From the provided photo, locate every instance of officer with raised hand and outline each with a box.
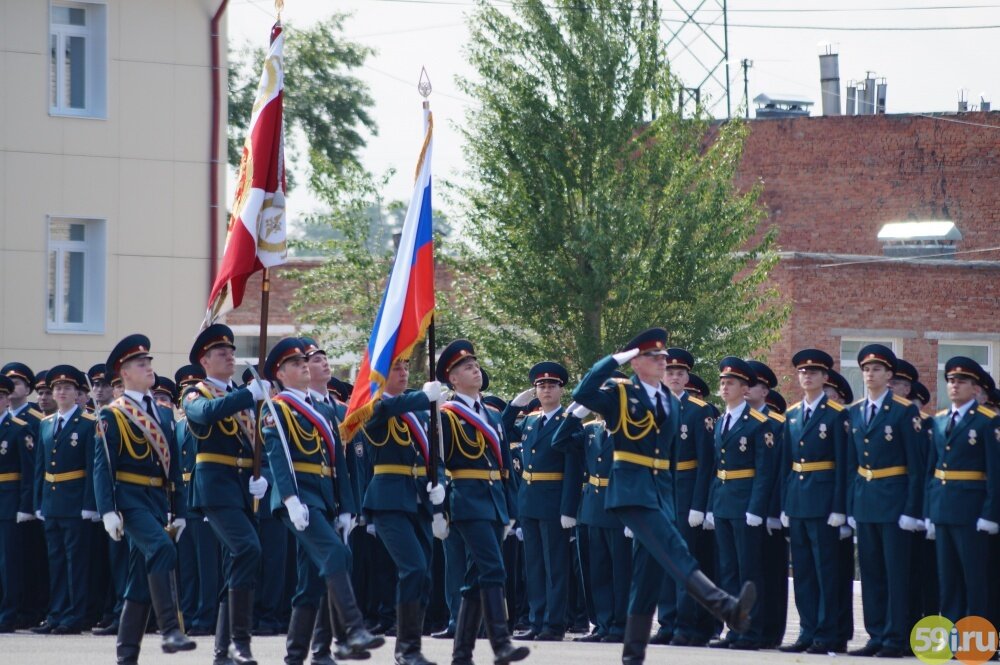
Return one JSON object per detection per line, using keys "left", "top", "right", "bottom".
{"left": 92, "top": 334, "right": 194, "bottom": 662}
{"left": 503, "top": 361, "right": 580, "bottom": 642}
{"left": 573, "top": 330, "right": 755, "bottom": 664}
{"left": 0, "top": 375, "right": 35, "bottom": 632}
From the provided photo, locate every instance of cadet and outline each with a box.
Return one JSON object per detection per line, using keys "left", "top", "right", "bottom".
{"left": 34, "top": 371, "right": 57, "bottom": 416}
{"left": 573, "top": 330, "right": 754, "bottom": 664}
{"left": 925, "top": 358, "right": 1000, "bottom": 623}
{"left": 183, "top": 324, "right": 269, "bottom": 665}
{"left": 32, "top": 366, "right": 97, "bottom": 634}
{"left": 356, "top": 354, "right": 447, "bottom": 665}
{"left": 92, "top": 334, "right": 194, "bottom": 662}
{"left": 776, "top": 350, "right": 848, "bottom": 654}
{"left": 0, "top": 375, "right": 35, "bottom": 632}
{"left": 504, "top": 361, "right": 581, "bottom": 641}
{"left": 258, "top": 337, "right": 382, "bottom": 663}
{"left": 434, "top": 339, "right": 528, "bottom": 665}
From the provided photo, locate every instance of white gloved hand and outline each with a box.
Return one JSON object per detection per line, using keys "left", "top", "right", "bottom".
{"left": 248, "top": 475, "right": 268, "bottom": 499}
{"left": 688, "top": 510, "right": 705, "bottom": 528}
{"left": 432, "top": 513, "right": 449, "bottom": 540}
{"left": 171, "top": 518, "right": 186, "bottom": 542}
{"left": 780, "top": 511, "right": 790, "bottom": 528}
{"left": 898, "top": 515, "right": 921, "bottom": 532}
{"left": 426, "top": 482, "right": 445, "bottom": 506}
{"left": 925, "top": 519, "right": 936, "bottom": 540}
{"left": 847, "top": 516, "right": 857, "bottom": 530}
{"left": 503, "top": 521, "right": 513, "bottom": 540}
{"left": 560, "top": 515, "right": 577, "bottom": 529}
{"left": 422, "top": 381, "right": 443, "bottom": 403}
{"left": 247, "top": 379, "right": 272, "bottom": 402}
{"left": 623, "top": 527, "right": 634, "bottom": 539}
{"left": 35, "top": 510, "right": 45, "bottom": 521}
{"left": 766, "top": 517, "right": 782, "bottom": 535}
{"left": 976, "top": 518, "right": 1000, "bottom": 535}
{"left": 366, "top": 523, "right": 376, "bottom": 537}
{"left": 15, "top": 511, "right": 34, "bottom": 523}
{"left": 337, "top": 512, "right": 354, "bottom": 537}
{"left": 914, "top": 518, "right": 926, "bottom": 531}
{"left": 510, "top": 389, "right": 535, "bottom": 408}
{"left": 746, "top": 513, "right": 763, "bottom": 527}
{"left": 571, "top": 403, "right": 592, "bottom": 419}
{"left": 102, "top": 512, "right": 123, "bottom": 541}
{"left": 514, "top": 527, "right": 523, "bottom": 541}
{"left": 81, "top": 510, "right": 99, "bottom": 521}
{"left": 612, "top": 348, "right": 641, "bottom": 365}
{"left": 704, "top": 512, "right": 715, "bottom": 530}
{"left": 839, "top": 525, "right": 853, "bottom": 540}
{"left": 827, "top": 512, "right": 846, "bottom": 528}
{"left": 283, "top": 496, "right": 310, "bottom": 531}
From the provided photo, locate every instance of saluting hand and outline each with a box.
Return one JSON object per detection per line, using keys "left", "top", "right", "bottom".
{"left": 612, "top": 348, "right": 641, "bottom": 365}
{"left": 510, "top": 389, "right": 535, "bottom": 408}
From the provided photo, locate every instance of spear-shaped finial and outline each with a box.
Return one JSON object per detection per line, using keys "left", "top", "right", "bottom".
{"left": 418, "top": 67, "right": 432, "bottom": 99}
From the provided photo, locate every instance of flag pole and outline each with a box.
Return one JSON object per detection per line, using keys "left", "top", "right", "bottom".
{"left": 252, "top": 268, "right": 270, "bottom": 486}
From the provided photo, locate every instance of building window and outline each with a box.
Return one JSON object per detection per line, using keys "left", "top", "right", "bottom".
{"left": 840, "top": 338, "right": 900, "bottom": 401}
{"left": 49, "top": 2, "right": 107, "bottom": 118}
{"left": 47, "top": 217, "right": 105, "bottom": 333}
{"left": 936, "top": 341, "right": 994, "bottom": 407}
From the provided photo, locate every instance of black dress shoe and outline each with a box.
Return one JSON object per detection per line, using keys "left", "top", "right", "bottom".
{"left": 92, "top": 622, "right": 119, "bottom": 636}
{"left": 848, "top": 642, "right": 882, "bottom": 657}
{"left": 778, "top": 640, "right": 811, "bottom": 653}
{"left": 601, "top": 633, "right": 624, "bottom": 643}
{"left": 513, "top": 629, "right": 538, "bottom": 641}
{"left": 649, "top": 628, "right": 673, "bottom": 645}
{"left": 569, "top": 622, "right": 591, "bottom": 634}
{"left": 535, "top": 631, "right": 564, "bottom": 642}
{"left": 708, "top": 638, "right": 732, "bottom": 649}
{"left": 52, "top": 625, "right": 81, "bottom": 635}
{"left": 806, "top": 642, "right": 835, "bottom": 654}
{"left": 832, "top": 641, "right": 848, "bottom": 654}
{"left": 669, "top": 634, "right": 692, "bottom": 646}
{"left": 875, "top": 648, "right": 904, "bottom": 658}
{"left": 431, "top": 625, "right": 455, "bottom": 639}
{"left": 730, "top": 641, "right": 760, "bottom": 650}
{"left": 573, "top": 631, "right": 605, "bottom": 642}
{"left": 30, "top": 622, "right": 55, "bottom": 634}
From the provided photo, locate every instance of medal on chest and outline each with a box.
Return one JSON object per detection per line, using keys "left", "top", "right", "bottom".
{"left": 884, "top": 425, "right": 893, "bottom": 442}
{"left": 680, "top": 424, "right": 688, "bottom": 440}
{"left": 969, "top": 429, "right": 977, "bottom": 446}
{"left": 818, "top": 423, "right": 827, "bottom": 440}
{"left": 0, "top": 440, "right": 7, "bottom": 455}
{"left": 70, "top": 432, "right": 79, "bottom": 447}
{"left": 739, "top": 436, "right": 748, "bottom": 453}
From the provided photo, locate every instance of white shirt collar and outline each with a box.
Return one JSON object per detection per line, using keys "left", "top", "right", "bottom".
{"left": 542, "top": 405, "right": 562, "bottom": 420}
{"left": 9, "top": 403, "right": 27, "bottom": 417}
{"left": 205, "top": 376, "right": 232, "bottom": 391}
{"left": 866, "top": 389, "right": 889, "bottom": 412}
{"left": 308, "top": 388, "right": 329, "bottom": 404}
{"left": 801, "top": 392, "right": 825, "bottom": 414}
{"left": 639, "top": 379, "right": 666, "bottom": 402}
{"left": 724, "top": 401, "right": 747, "bottom": 420}
{"left": 952, "top": 398, "right": 977, "bottom": 419}
{"left": 124, "top": 389, "right": 154, "bottom": 405}
{"left": 284, "top": 387, "right": 309, "bottom": 402}
{"left": 56, "top": 405, "right": 78, "bottom": 422}
{"left": 454, "top": 392, "right": 480, "bottom": 411}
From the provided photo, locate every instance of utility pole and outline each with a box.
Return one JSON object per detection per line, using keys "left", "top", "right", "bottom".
{"left": 741, "top": 58, "right": 753, "bottom": 119}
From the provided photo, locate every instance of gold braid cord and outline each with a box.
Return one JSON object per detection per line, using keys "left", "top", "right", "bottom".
{"left": 606, "top": 383, "right": 657, "bottom": 441}
{"left": 113, "top": 408, "right": 150, "bottom": 460}
{"left": 359, "top": 417, "right": 413, "bottom": 449}
{"left": 444, "top": 410, "right": 486, "bottom": 462}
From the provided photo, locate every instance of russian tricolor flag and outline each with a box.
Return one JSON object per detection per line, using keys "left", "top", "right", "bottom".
{"left": 341, "top": 108, "right": 435, "bottom": 441}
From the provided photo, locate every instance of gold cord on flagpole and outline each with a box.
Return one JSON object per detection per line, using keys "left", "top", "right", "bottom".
{"left": 274, "top": 0, "right": 284, "bottom": 20}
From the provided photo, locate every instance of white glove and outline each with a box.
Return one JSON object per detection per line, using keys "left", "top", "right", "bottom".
{"left": 337, "top": 512, "right": 354, "bottom": 537}
{"left": 612, "top": 348, "right": 641, "bottom": 365}
{"left": 746, "top": 513, "right": 763, "bottom": 527}
{"left": 503, "top": 521, "right": 513, "bottom": 540}
{"left": 780, "top": 511, "right": 789, "bottom": 528}
{"left": 571, "top": 403, "right": 592, "bottom": 419}
{"left": 171, "top": 518, "right": 186, "bottom": 542}
{"left": 766, "top": 517, "right": 782, "bottom": 535}
{"left": 366, "top": 523, "right": 376, "bottom": 536}
{"left": 560, "top": 515, "right": 577, "bottom": 529}
{"left": 688, "top": 510, "right": 705, "bottom": 528}
{"left": 898, "top": 515, "right": 921, "bottom": 532}
{"left": 283, "top": 496, "right": 310, "bottom": 531}
{"left": 976, "top": 518, "right": 1000, "bottom": 535}
{"left": 248, "top": 475, "right": 268, "bottom": 499}
{"left": 704, "top": 512, "right": 715, "bottom": 530}
{"left": 432, "top": 513, "right": 449, "bottom": 540}
{"left": 827, "top": 512, "right": 846, "bottom": 528}
{"left": 422, "top": 381, "right": 443, "bottom": 403}
{"left": 15, "top": 511, "right": 34, "bottom": 523}
{"left": 510, "top": 388, "right": 535, "bottom": 408}
{"left": 914, "top": 518, "right": 926, "bottom": 531}
{"left": 102, "top": 512, "right": 123, "bottom": 541}
{"left": 925, "top": 519, "right": 936, "bottom": 540}
{"left": 839, "top": 525, "right": 853, "bottom": 540}
{"left": 81, "top": 510, "right": 99, "bottom": 521}
{"left": 426, "top": 482, "right": 445, "bottom": 506}
{"left": 35, "top": 510, "right": 45, "bottom": 522}
{"left": 247, "top": 379, "right": 272, "bottom": 401}
{"left": 624, "top": 526, "right": 634, "bottom": 538}
{"left": 514, "top": 527, "right": 523, "bottom": 541}
{"left": 847, "top": 516, "right": 857, "bottom": 530}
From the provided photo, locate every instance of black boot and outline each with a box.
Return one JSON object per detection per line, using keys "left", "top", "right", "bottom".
{"left": 451, "top": 593, "right": 483, "bottom": 665}
{"left": 285, "top": 605, "right": 317, "bottom": 665}
{"left": 316, "top": 596, "right": 371, "bottom": 662}
{"left": 116, "top": 600, "right": 150, "bottom": 665}
{"left": 214, "top": 600, "right": 234, "bottom": 665}
{"left": 622, "top": 614, "right": 653, "bottom": 665}
{"left": 480, "top": 587, "right": 529, "bottom": 665}
{"left": 147, "top": 572, "right": 197, "bottom": 653}
{"left": 395, "top": 602, "right": 436, "bottom": 665}
{"left": 228, "top": 588, "right": 257, "bottom": 665}
{"left": 326, "top": 572, "right": 385, "bottom": 655}
{"left": 684, "top": 571, "right": 755, "bottom": 634}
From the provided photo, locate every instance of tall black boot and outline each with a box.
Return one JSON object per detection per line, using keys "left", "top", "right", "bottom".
{"left": 214, "top": 600, "right": 234, "bottom": 665}
{"left": 147, "top": 572, "right": 197, "bottom": 653}
{"left": 326, "top": 572, "right": 385, "bottom": 655}
{"left": 684, "top": 571, "right": 755, "bottom": 633}
{"left": 285, "top": 605, "right": 317, "bottom": 665}
{"left": 450, "top": 593, "right": 483, "bottom": 665}
{"left": 395, "top": 602, "right": 436, "bottom": 665}
{"left": 621, "top": 614, "right": 653, "bottom": 665}
{"left": 116, "top": 600, "right": 150, "bottom": 665}
{"left": 315, "top": 596, "right": 371, "bottom": 662}
{"left": 228, "top": 588, "right": 258, "bottom": 665}
{"left": 480, "top": 587, "right": 529, "bottom": 665}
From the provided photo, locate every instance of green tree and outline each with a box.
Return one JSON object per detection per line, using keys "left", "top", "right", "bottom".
{"left": 228, "top": 14, "right": 377, "bottom": 188}
{"left": 451, "top": 0, "right": 786, "bottom": 395}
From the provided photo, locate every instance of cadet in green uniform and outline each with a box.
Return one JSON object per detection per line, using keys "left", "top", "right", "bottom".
{"left": 0, "top": 375, "right": 34, "bottom": 632}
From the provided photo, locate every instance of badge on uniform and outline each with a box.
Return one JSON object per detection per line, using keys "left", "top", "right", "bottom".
{"left": 513, "top": 457, "right": 522, "bottom": 472}
{"left": 819, "top": 423, "right": 827, "bottom": 439}
{"left": 913, "top": 417, "right": 922, "bottom": 432}
{"left": 680, "top": 424, "right": 688, "bottom": 440}
{"left": 354, "top": 441, "right": 364, "bottom": 457}
{"left": 262, "top": 412, "right": 275, "bottom": 427}
{"left": 24, "top": 434, "right": 33, "bottom": 450}
{"left": 969, "top": 429, "right": 977, "bottom": 446}
{"left": 995, "top": 427, "right": 1000, "bottom": 443}
{"left": 705, "top": 417, "right": 714, "bottom": 432}
{"left": 884, "top": 425, "right": 893, "bottom": 442}
{"left": 739, "top": 436, "right": 748, "bottom": 452}
{"left": 70, "top": 432, "right": 79, "bottom": 446}
{"left": 764, "top": 432, "right": 774, "bottom": 448}
{"left": 0, "top": 440, "right": 6, "bottom": 455}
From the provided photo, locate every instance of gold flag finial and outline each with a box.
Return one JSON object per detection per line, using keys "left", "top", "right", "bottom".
{"left": 274, "top": 0, "right": 284, "bottom": 20}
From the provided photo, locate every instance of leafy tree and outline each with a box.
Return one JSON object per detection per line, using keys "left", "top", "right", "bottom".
{"left": 450, "top": 0, "right": 786, "bottom": 395}
{"left": 228, "top": 14, "right": 377, "bottom": 189}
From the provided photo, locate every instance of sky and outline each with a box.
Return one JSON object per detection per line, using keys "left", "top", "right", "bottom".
{"left": 226, "top": 0, "right": 1000, "bottom": 223}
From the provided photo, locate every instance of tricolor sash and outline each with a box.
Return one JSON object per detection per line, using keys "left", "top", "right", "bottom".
{"left": 273, "top": 392, "right": 338, "bottom": 464}
{"left": 111, "top": 396, "right": 171, "bottom": 475}
{"left": 193, "top": 381, "right": 256, "bottom": 445}
{"left": 398, "top": 411, "right": 430, "bottom": 464}
{"left": 441, "top": 400, "right": 503, "bottom": 469}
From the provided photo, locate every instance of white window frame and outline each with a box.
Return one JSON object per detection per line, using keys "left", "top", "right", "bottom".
{"left": 839, "top": 336, "right": 903, "bottom": 402}
{"left": 49, "top": 1, "right": 107, "bottom": 118}
{"left": 46, "top": 216, "right": 106, "bottom": 334}
{"left": 935, "top": 340, "right": 995, "bottom": 406}
{"left": 230, "top": 325, "right": 299, "bottom": 367}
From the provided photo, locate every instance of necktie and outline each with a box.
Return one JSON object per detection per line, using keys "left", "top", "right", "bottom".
{"left": 226, "top": 384, "right": 233, "bottom": 393}
{"left": 946, "top": 409, "right": 959, "bottom": 435}
{"left": 803, "top": 407, "right": 812, "bottom": 423}
{"left": 722, "top": 413, "right": 732, "bottom": 435}
{"left": 473, "top": 401, "right": 481, "bottom": 414}
{"left": 54, "top": 417, "right": 64, "bottom": 437}
{"left": 142, "top": 395, "right": 159, "bottom": 424}
{"left": 867, "top": 402, "right": 877, "bottom": 425}
{"left": 538, "top": 415, "right": 547, "bottom": 429}
{"left": 305, "top": 396, "right": 313, "bottom": 406}
{"left": 655, "top": 392, "right": 666, "bottom": 426}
